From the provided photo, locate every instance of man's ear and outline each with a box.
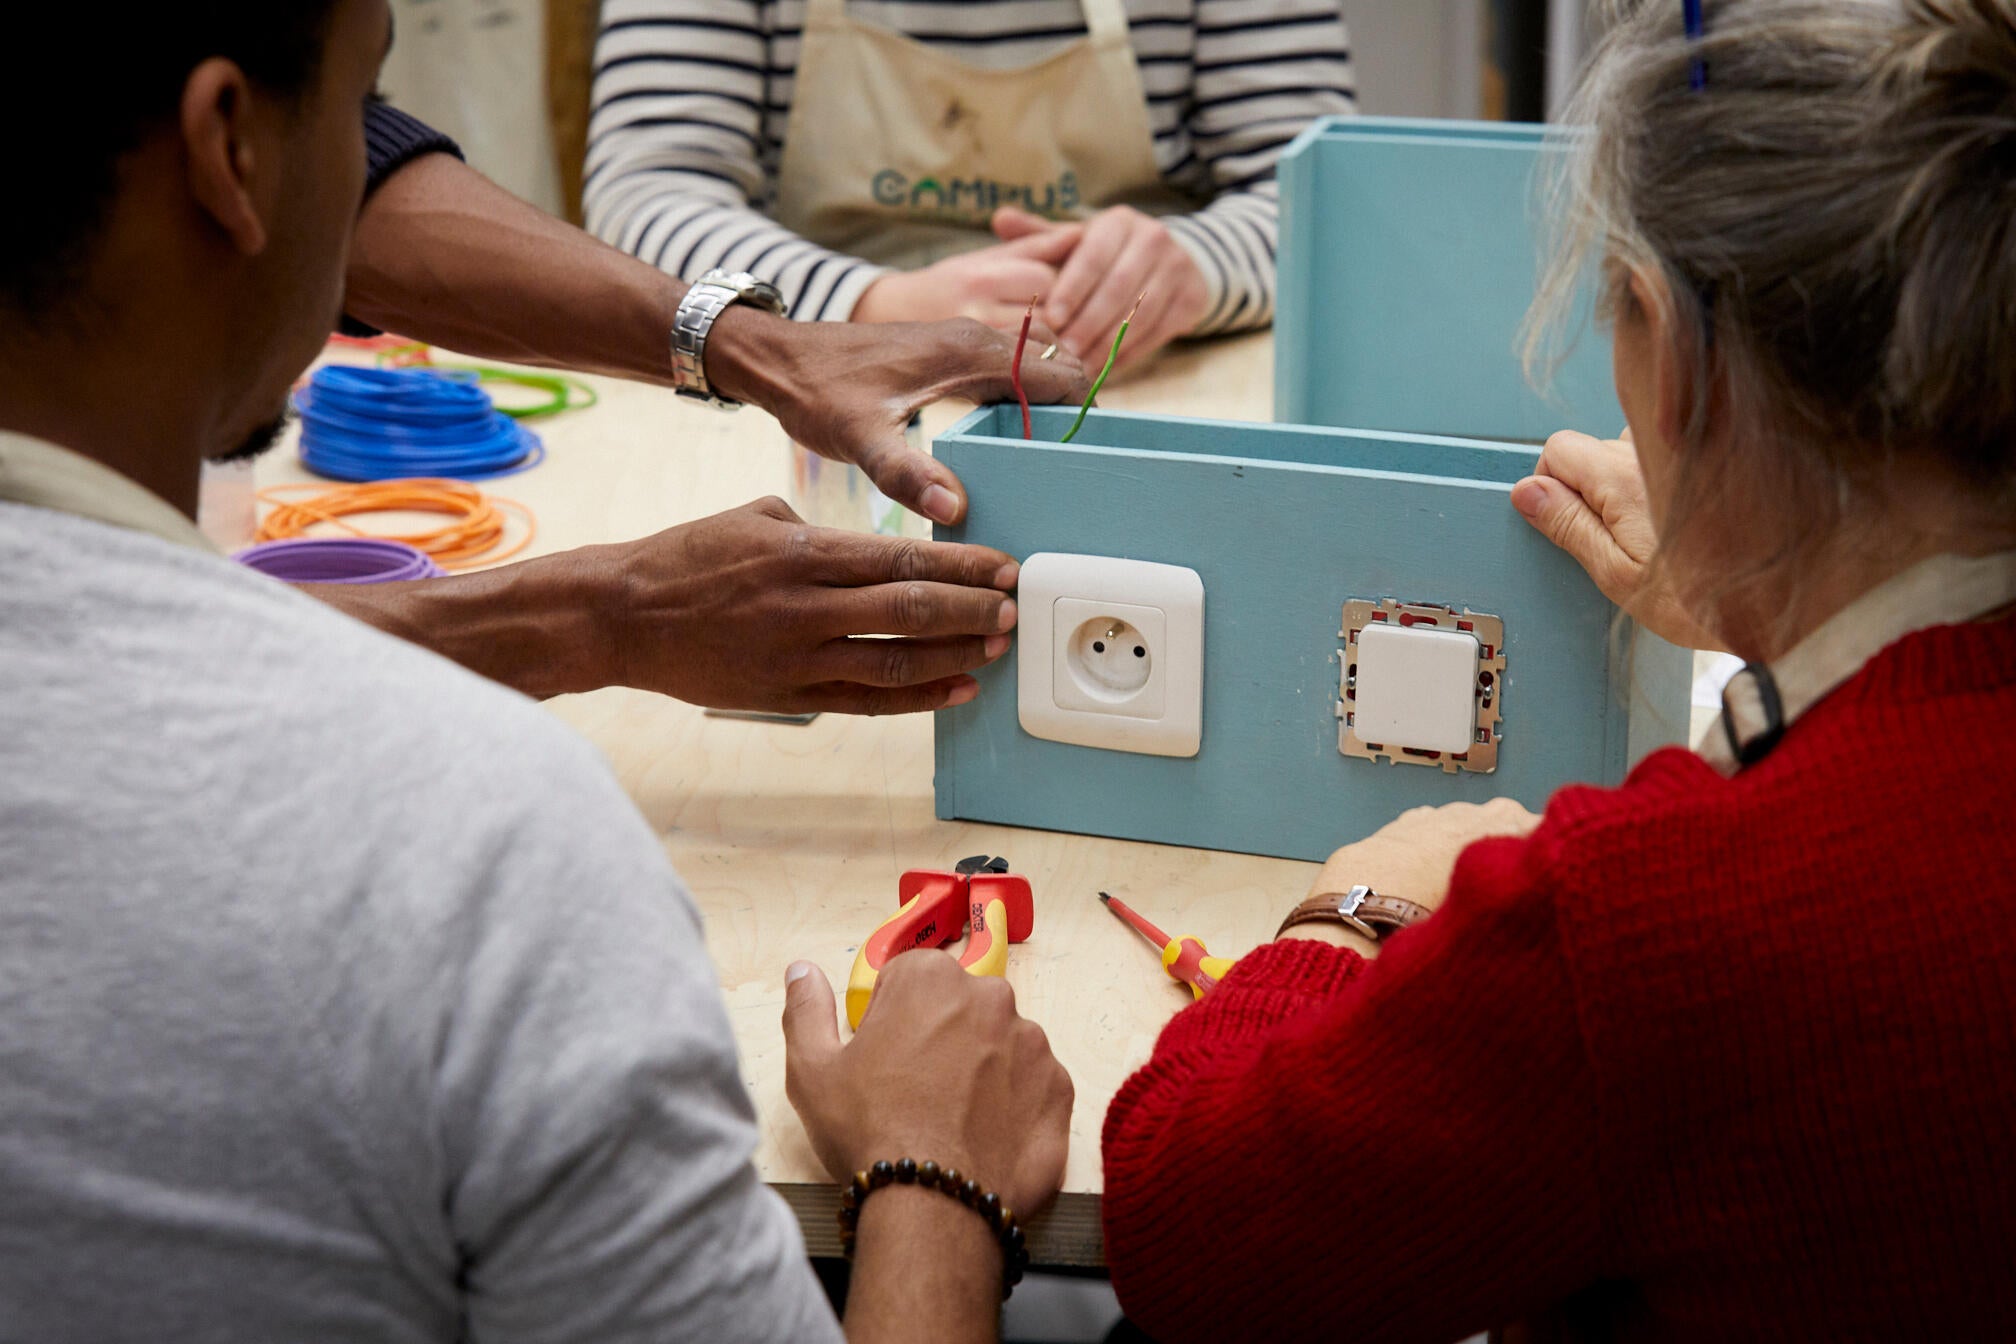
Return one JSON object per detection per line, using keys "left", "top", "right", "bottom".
{"left": 180, "top": 57, "right": 269, "bottom": 256}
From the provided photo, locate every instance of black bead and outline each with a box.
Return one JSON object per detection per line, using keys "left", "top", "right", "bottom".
{"left": 837, "top": 1205, "right": 859, "bottom": 1228}
{"left": 940, "top": 1167, "right": 962, "bottom": 1194}
{"left": 978, "top": 1191, "right": 1002, "bottom": 1225}
{"left": 869, "top": 1160, "right": 895, "bottom": 1189}
{"left": 959, "top": 1178, "right": 981, "bottom": 1206}
{"left": 918, "top": 1160, "right": 942, "bottom": 1188}
{"left": 894, "top": 1157, "right": 918, "bottom": 1184}
{"left": 1005, "top": 1225, "right": 1026, "bottom": 1255}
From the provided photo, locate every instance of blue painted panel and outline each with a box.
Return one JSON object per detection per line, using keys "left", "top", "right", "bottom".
{"left": 934, "top": 405, "right": 1690, "bottom": 863}
{"left": 1275, "top": 116, "right": 1622, "bottom": 443}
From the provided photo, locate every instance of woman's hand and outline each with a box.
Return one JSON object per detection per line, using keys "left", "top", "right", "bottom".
{"left": 1510, "top": 429, "right": 1726, "bottom": 651}
{"left": 994, "top": 205, "right": 1210, "bottom": 371}
{"left": 1285, "top": 799, "right": 1542, "bottom": 952}
{"left": 852, "top": 226, "right": 1085, "bottom": 329}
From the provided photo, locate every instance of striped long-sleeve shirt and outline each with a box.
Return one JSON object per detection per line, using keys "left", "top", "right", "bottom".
{"left": 584, "top": 0, "right": 1356, "bottom": 333}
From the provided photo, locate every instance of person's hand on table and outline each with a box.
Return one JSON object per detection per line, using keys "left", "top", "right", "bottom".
{"left": 783, "top": 952, "right": 1072, "bottom": 1342}
{"left": 709, "top": 309, "right": 1088, "bottom": 528}
{"left": 1511, "top": 429, "right": 1727, "bottom": 652}
{"left": 783, "top": 951, "right": 1072, "bottom": 1219}
{"left": 994, "top": 205, "right": 1209, "bottom": 373}
{"left": 1284, "top": 799, "right": 1543, "bottom": 955}
{"left": 850, "top": 226, "right": 1085, "bottom": 330}
{"left": 592, "top": 497, "right": 1021, "bottom": 715}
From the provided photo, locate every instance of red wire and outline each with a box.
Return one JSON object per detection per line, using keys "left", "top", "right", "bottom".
{"left": 1011, "top": 298, "right": 1035, "bottom": 440}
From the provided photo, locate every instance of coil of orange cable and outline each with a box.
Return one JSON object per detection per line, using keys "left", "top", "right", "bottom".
{"left": 254, "top": 478, "right": 535, "bottom": 570}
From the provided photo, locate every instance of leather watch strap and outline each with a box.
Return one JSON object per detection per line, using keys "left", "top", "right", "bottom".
{"left": 1275, "top": 885, "right": 1432, "bottom": 943}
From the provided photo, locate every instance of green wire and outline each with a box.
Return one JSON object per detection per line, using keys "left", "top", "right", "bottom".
{"left": 375, "top": 348, "right": 599, "bottom": 420}
{"left": 1057, "top": 317, "right": 1132, "bottom": 445}
{"left": 458, "top": 365, "right": 600, "bottom": 420}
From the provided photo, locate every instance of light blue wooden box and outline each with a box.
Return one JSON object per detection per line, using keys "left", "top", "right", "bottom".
{"left": 1274, "top": 116, "right": 1622, "bottom": 440}
{"left": 932, "top": 405, "right": 1690, "bottom": 863}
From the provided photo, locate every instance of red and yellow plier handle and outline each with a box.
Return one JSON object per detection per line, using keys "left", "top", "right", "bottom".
{"left": 846, "top": 856, "right": 1035, "bottom": 1029}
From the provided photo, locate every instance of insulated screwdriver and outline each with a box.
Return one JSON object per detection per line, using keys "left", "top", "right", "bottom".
{"left": 1098, "top": 891, "right": 1237, "bottom": 1000}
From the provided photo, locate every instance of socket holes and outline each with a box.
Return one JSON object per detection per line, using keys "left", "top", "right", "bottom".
{"left": 1067, "top": 616, "right": 1153, "bottom": 700}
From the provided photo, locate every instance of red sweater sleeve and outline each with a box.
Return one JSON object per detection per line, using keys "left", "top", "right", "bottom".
{"left": 1102, "top": 831, "right": 1604, "bottom": 1342}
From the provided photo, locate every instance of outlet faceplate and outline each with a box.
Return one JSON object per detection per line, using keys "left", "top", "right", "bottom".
{"left": 1017, "top": 554, "right": 1204, "bottom": 757}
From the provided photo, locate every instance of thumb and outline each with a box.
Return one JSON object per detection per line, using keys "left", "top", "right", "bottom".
{"left": 991, "top": 205, "right": 1050, "bottom": 242}
{"left": 853, "top": 432, "right": 969, "bottom": 526}
{"left": 781, "top": 961, "right": 842, "bottom": 1067}
{"left": 1511, "top": 475, "right": 1635, "bottom": 604}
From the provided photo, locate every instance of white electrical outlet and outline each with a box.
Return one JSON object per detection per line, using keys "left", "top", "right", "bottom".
{"left": 1017, "top": 554, "right": 1204, "bottom": 757}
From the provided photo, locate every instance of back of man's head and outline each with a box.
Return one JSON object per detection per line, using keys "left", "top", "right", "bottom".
{"left": 4, "top": 3, "right": 345, "bottom": 325}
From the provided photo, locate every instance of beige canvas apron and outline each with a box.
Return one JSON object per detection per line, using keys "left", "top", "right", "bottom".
{"left": 774, "top": 0, "right": 1194, "bottom": 269}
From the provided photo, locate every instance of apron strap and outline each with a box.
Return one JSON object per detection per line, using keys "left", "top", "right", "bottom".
{"left": 804, "top": 0, "right": 848, "bottom": 28}
{"left": 1080, "top": 0, "right": 1132, "bottom": 43}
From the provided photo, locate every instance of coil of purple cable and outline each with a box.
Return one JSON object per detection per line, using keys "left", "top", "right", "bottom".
{"left": 232, "top": 537, "right": 445, "bottom": 585}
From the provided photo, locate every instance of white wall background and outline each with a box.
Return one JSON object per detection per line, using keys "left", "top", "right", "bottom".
{"left": 1346, "top": 0, "right": 1594, "bottom": 121}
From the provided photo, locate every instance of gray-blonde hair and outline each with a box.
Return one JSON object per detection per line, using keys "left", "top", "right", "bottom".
{"left": 1528, "top": 0, "right": 2016, "bottom": 640}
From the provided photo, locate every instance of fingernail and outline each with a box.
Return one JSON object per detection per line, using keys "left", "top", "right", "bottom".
{"left": 1511, "top": 478, "right": 1550, "bottom": 520}
{"left": 984, "top": 633, "right": 1011, "bottom": 658}
{"left": 786, "top": 961, "right": 814, "bottom": 985}
{"left": 922, "top": 486, "right": 960, "bottom": 525}
{"left": 945, "top": 681, "right": 980, "bottom": 708}
{"left": 992, "top": 560, "right": 1020, "bottom": 589}
{"left": 996, "top": 598, "right": 1018, "bottom": 633}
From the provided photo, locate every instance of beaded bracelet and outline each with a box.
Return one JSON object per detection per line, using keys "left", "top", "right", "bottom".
{"left": 836, "top": 1158, "right": 1031, "bottom": 1299}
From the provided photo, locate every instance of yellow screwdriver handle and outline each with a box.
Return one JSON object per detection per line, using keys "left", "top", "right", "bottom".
{"left": 1188, "top": 955, "right": 1239, "bottom": 999}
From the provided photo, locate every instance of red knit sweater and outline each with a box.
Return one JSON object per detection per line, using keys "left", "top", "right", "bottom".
{"left": 1103, "top": 617, "right": 2016, "bottom": 1342}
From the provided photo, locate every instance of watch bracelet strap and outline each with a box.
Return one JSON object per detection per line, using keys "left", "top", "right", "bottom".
{"left": 671, "top": 282, "right": 738, "bottom": 399}
{"left": 1276, "top": 890, "right": 1433, "bottom": 942}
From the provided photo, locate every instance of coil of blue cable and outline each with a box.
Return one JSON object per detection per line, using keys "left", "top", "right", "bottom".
{"left": 293, "top": 366, "right": 546, "bottom": 482}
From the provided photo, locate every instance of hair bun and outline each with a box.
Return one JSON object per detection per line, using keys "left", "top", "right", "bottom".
{"left": 1876, "top": 0, "right": 2016, "bottom": 481}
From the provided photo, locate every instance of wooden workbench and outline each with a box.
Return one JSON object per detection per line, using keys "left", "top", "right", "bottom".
{"left": 264, "top": 332, "right": 1306, "bottom": 1267}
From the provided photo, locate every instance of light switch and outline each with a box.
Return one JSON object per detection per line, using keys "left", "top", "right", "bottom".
{"left": 1351, "top": 622, "right": 1481, "bottom": 754}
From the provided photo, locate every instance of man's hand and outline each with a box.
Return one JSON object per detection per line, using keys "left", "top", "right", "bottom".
{"left": 996, "top": 205, "right": 1210, "bottom": 372}
{"left": 1511, "top": 429, "right": 1726, "bottom": 651}
{"left": 300, "top": 498, "right": 1022, "bottom": 710}
{"left": 708, "top": 312, "right": 1089, "bottom": 527}
{"left": 783, "top": 952, "right": 1073, "bottom": 1220}
{"left": 596, "top": 497, "right": 1022, "bottom": 713}
{"left": 852, "top": 227, "right": 1085, "bottom": 329}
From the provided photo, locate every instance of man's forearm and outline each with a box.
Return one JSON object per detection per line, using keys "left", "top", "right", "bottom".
{"left": 301, "top": 547, "right": 614, "bottom": 700}
{"left": 845, "top": 1189, "right": 1003, "bottom": 1344}
{"left": 342, "top": 152, "right": 791, "bottom": 402}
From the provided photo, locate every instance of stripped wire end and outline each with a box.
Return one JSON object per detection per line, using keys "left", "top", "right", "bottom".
{"left": 1011, "top": 295, "right": 1037, "bottom": 440}
{"left": 1058, "top": 294, "right": 1145, "bottom": 446}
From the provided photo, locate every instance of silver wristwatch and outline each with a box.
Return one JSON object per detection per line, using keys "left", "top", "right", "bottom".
{"left": 670, "top": 269, "right": 789, "bottom": 411}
